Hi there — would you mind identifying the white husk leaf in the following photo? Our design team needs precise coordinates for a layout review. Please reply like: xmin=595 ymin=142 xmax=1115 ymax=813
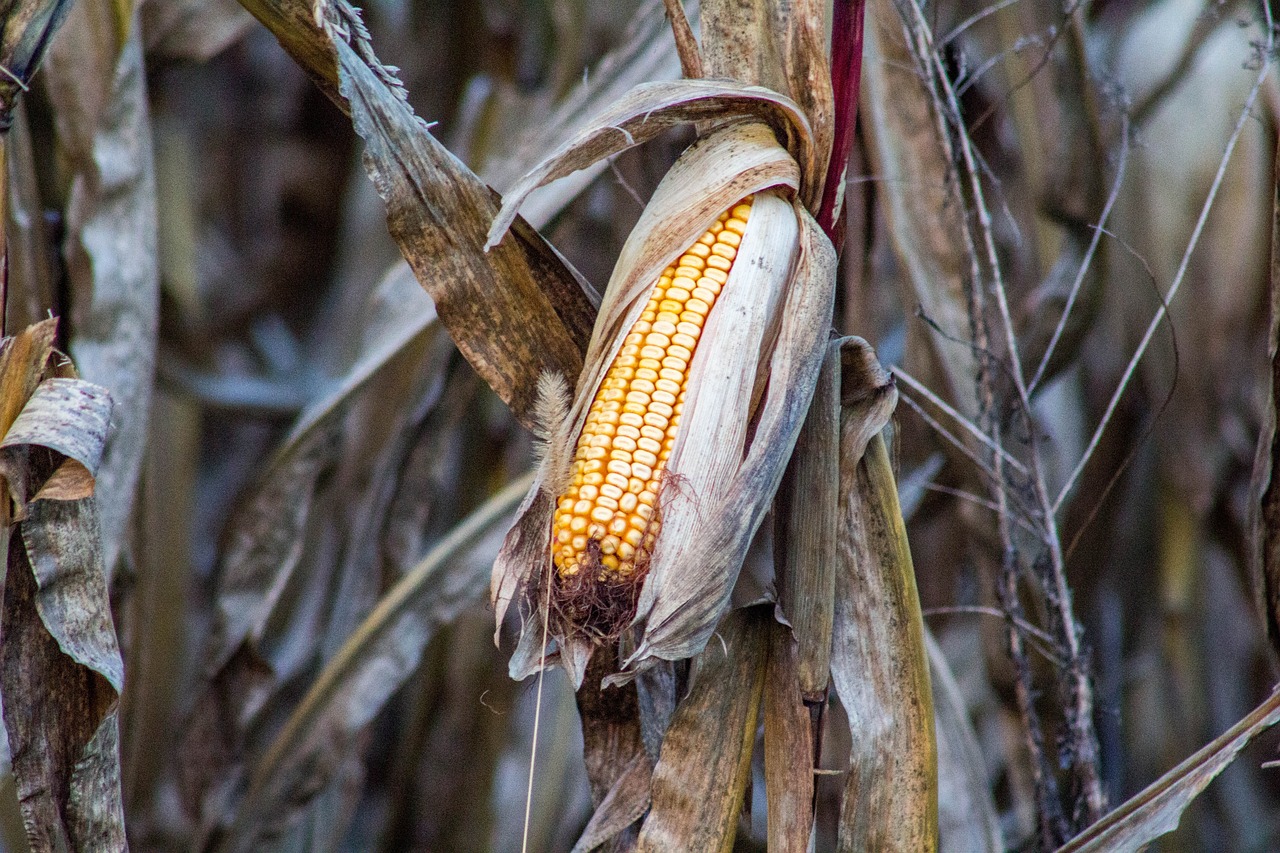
xmin=485 ymin=80 xmax=815 ymax=249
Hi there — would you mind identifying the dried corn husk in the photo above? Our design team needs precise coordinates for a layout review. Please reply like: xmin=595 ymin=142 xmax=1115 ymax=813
xmin=490 ymin=98 xmax=834 ymax=687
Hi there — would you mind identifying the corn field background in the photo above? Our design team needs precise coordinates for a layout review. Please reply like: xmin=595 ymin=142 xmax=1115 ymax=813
xmin=2 ymin=0 xmax=1280 ymax=850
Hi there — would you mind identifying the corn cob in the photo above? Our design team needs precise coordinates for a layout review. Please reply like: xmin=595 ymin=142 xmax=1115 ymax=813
xmin=551 ymin=198 xmax=753 ymax=582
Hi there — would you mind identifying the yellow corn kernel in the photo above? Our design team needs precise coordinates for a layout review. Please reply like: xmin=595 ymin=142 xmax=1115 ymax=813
xmin=552 ymin=197 xmax=753 ymax=580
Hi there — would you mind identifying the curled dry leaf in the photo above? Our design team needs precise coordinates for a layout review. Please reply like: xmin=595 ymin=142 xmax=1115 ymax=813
xmin=0 ymin=378 xmax=112 ymax=507
xmin=484 ymin=78 xmax=817 ymax=249
xmin=0 ymin=320 xmax=126 ymax=852
xmin=490 ymin=114 xmax=835 ymax=687
xmin=828 ymin=339 xmax=938 ymax=852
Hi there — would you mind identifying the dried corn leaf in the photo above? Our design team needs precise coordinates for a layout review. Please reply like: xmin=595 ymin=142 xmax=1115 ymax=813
xmin=763 ymin=620 xmax=816 ymax=853
xmin=183 ymin=270 xmax=443 ymax=834
xmin=830 ymin=341 xmax=937 ymax=852
xmin=0 ymin=323 xmax=125 ymax=852
xmin=209 ymin=267 xmax=438 ymax=668
xmin=775 ymin=338 xmax=840 ymax=700
xmin=486 ymin=79 xmax=815 ymax=249
xmin=6 ymin=101 xmax=58 ymax=333
xmin=43 ymin=7 xmax=158 ymax=577
xmin=634 ymin=606 xmax=768 ymax=853
xmin=0 ymin=378 xmax=112 ymax=505
xmin=927 ymin=632 xmax=1003 ymax=853
xmin=217 ymin=475 xmax=530 ymax=853
xmin=860 ymin=0 xmax=976 ymax=418
xmin=1056 ymin=687 xmax=1280 ymax=852
xmin=239 ymin=0 xmax=596 ymax=427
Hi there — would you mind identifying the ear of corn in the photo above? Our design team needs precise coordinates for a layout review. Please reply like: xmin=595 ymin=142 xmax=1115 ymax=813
xmin=552 ymin=199 xmax=754 ymax=582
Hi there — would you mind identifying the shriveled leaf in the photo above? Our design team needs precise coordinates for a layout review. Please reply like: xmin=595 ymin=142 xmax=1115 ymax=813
xmin=0 ymin=378 xmax=112 ymax=507
xmin=182 ymin=268 xmax=445 ymax=834
xmin=486 ymin=80 xmax=815 ymax=248
xmin=571 ymin=750 xmax=652 ymax=853
xmin=763 ymin=620 xmax=816 ymax=853
xmin=217 ymin=474 xmax=530 ymax=853
xmin=1057 ymin=687 xmax=1280 ymax=852
xmin=0 ymin=324 xmax=125 ymax=852
xmin=2 ymin=503 xmax=126 ymax=853
xmin=831 ymin=343 xmax=937 ymax=852
xmin=0 ymin=317 xmax=55 ymax=435
xmin=635 ymin=606 xmax=768 ymax=853
xmin=44 ymin=9 xmax=158 ymax=577
xmin=774 ymin=337 xmax=840 ymax=700
xmin=927 ymin=632 xmax=1003 ymax=853
xmin=208 ymin=266 xmax=438 ymax=667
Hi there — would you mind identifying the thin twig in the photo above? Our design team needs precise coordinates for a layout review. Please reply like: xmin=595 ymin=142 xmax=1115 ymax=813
xmin=893 ymin=365 xmax=1029 ymax=475
xmin=1054 ymin=28 xmax=1277 ymax=514
xmin=923 ymin=604 xmax=1063 ymax=662
xmin=903 ymin=0 xmax=1106 ymax=825
xmin=1027 ymin=117 xmax=1131 ymax=395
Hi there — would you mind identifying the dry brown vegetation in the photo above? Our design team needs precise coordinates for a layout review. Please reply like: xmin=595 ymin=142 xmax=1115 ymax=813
xmin=1 ymin=0 xmax=1280 ymax=850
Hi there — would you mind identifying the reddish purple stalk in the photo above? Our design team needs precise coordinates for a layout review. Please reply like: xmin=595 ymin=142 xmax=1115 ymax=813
xmin=818 ymin=0 xmax=867 ymax=254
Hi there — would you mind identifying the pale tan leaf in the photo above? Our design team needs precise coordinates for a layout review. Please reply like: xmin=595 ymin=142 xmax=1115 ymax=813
xmin=635 ymin=606 xmax=768 ymax=853
xmin=44 ymin=7 xmax=158 ymax=577
xmin=1057 ymin=688 xmax=1280 ymax=853
xmin=763 ymin=621 xmax=816 ymax=853
xmin=860 ymin=0 xmax=976 ymax=418
xmin=486 ymin=79 xmax=814 ymax=249
xmin=832 ymin=431 xmax=937 ymax=852
xmin=775 ymin=339 xmax=841 ymax=700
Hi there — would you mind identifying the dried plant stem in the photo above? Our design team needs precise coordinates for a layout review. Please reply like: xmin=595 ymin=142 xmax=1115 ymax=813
xmin=1054 ymin=23 xmax=1277 ymax=515
xmin=902 ymin=0 xmax=1105 ymax=828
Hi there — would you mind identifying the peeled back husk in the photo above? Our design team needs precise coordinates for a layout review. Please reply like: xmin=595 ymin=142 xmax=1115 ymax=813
xmin=491 ymin=116 xmax=835 ymax=688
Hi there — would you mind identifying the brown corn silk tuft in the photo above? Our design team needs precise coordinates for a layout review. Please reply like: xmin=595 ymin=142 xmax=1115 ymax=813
xmin=549 ymin=197 xmax=755 ymax=636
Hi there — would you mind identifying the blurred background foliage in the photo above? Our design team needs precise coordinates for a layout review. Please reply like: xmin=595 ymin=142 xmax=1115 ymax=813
xmin=3 ymin=0 xmax=1280 ymax=849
